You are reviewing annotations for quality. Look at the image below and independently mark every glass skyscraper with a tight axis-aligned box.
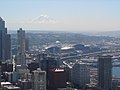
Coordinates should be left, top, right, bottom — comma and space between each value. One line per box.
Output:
0, 17, 11, 62
17, 28, 26, 66
98, 55, 112, 90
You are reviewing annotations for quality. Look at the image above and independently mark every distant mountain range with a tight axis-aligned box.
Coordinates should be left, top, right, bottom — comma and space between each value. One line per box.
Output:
11, 30, 115, 47
8, 30, 120, 38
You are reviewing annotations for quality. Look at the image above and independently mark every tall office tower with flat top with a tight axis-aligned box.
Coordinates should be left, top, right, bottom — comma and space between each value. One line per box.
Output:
0, 17, 11, 62
71, 62, 90, 88
98, 55, 112, 90
17, 28, 26, 66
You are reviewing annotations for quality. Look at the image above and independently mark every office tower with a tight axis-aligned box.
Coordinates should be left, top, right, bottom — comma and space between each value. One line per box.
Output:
98, 55, 112, 90
25, 38, 29, 51
71, 62, 90, 88
0, 62, 13, 73
0, 66, 1, 89
18, 79, 32, 90
0, 17, 11, 62
4, 34, 11, 60
32, 68, 46, 90
48, 69, 67, 90
36, 53, 47, 67
27, 62, 39, 73
17, 28, 26, 66
0, 17, 5, 30
37, 53, 59, 70
41, 58, 58, 71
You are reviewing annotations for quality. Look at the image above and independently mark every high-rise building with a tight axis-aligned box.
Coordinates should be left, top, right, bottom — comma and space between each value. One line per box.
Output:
18, 79, 32, 90
98, 55, 112, 90
32, 68, 46, 90
17, 28, 26, 66
0, 66, 1, 89
48, 69, 67, 90
25, 38, 29, 51
71, 62, 90, 88
0, 17, 5, 30
27, 62, 39, 73
0, 17, 11, 62
40, 57, 58, 71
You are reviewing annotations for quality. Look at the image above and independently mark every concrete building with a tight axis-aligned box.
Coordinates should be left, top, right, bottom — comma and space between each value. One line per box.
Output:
1, 82, 21, 90
18, 79, 32, 90
48, 69, 67, 90
4, 86, 21, 90
0, 17, 11, 62
98, 55, 112, 90
17, 28, 26, 66
71, 62, 90, 88
32, 68, 46, 90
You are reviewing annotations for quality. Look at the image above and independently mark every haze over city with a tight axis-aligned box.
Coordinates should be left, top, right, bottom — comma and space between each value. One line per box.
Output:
1, 1, 120, 90
1, 0, 120, 32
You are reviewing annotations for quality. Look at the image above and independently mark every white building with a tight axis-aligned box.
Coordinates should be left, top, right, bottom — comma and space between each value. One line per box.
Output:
17, 28, 26, 66
32, 68, 46, 90
71, 62, 90, 87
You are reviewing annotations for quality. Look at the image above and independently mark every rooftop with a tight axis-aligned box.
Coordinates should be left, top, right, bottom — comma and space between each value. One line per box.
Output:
0, 17, 4, 21
49, 69, 64, 72
61, 46, 73, 50
4, 86, 21, 89
1, 82, 12, 86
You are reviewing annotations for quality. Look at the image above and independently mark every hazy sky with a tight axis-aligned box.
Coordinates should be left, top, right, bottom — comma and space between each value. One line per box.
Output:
0, 0, 120, 32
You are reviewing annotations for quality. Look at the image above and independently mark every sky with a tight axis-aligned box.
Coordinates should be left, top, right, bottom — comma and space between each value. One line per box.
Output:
0, 0, 120, 32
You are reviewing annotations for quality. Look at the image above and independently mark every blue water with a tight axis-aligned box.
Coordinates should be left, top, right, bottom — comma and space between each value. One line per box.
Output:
112, 61, 120, 77
112, 67, 120, 77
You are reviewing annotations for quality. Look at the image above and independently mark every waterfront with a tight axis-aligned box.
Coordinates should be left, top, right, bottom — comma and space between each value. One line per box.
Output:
112, 61, 120, 77
113, 67, 120, 77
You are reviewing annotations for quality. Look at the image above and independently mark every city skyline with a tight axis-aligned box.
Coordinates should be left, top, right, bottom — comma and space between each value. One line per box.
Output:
0, 0, 120, 32
1, 16, 120, 90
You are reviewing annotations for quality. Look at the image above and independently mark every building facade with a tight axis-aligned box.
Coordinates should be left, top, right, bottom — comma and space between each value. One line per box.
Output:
0, 17, 11, 62
98, 55, 112, 90
48, 69, 67, 90
17, 28, 26, 66
25, 38, 29, 51
32, 68, 46, 90
71, 62, 90, 88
